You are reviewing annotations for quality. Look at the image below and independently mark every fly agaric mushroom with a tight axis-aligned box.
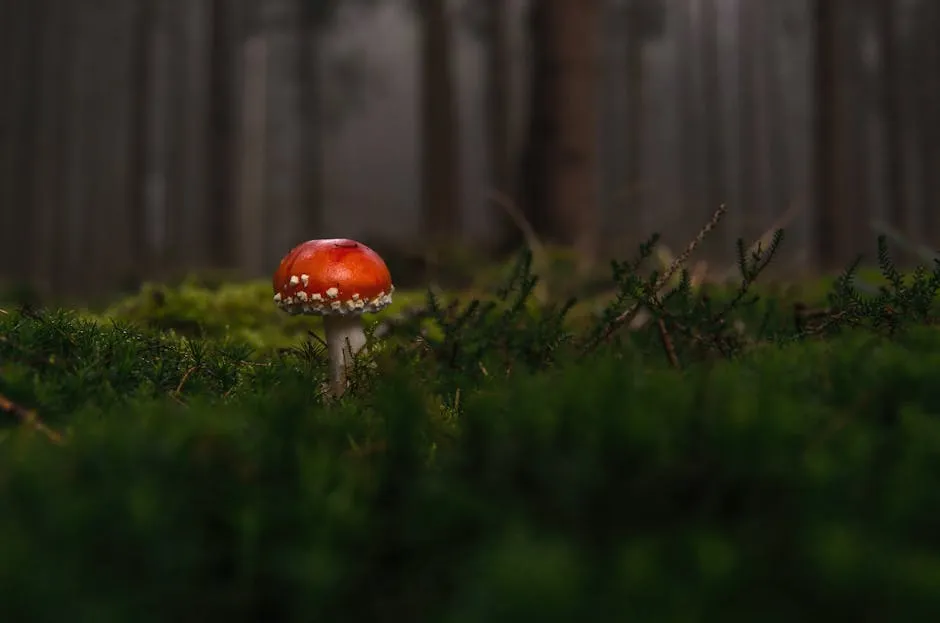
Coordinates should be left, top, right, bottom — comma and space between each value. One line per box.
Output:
273, 238, 394, 396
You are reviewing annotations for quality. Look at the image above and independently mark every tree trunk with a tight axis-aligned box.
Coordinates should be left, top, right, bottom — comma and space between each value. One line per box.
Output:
519, 0, 601, 264
126, 0, 155, 284
483, 0, 513, 249
85, 0, 137, 297
674, 0, 701, 242
162, 0, 189, 276
878, 0, 905, 245
205, 0, 238, 268
736, 0, 758, 243
918, 0, 940, 248
31, 0, 71, 297
812, 0, 852, 270
624, 0, 647, 238
298, 2, 324, 240
841, 4, 869, 261
236, 33, 268, 278
261, 0, 304, 269
417, 0, 461, 246
176, 0, 211, 273
699, 0, 726, 255
61, 2, 97, 297
0, 0, 17, 283
763, 1, 791, 226
3, 0, 43, 287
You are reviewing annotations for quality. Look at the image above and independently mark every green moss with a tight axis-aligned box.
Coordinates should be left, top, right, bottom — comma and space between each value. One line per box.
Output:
97, 278, 445, 350
0, 236, 939, 618
2, 310, 940, 618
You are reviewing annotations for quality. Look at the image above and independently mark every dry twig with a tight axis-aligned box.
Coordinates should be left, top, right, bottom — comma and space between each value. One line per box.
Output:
583, 204, 727, 353
0, 393, 65, 445
656, 318, 680, 369
487, 190, 551, 303
172, 365, 199, 398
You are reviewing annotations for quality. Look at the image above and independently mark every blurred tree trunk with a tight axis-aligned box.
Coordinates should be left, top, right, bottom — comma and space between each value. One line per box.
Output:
236, 25, 269, 278
751, 0, 772, 234
177, 0, 211, 272
674, 0, 702, 242
86, 0, 137, 296
0, 0, 14, 281
842, 5, 869, 261
877, 1, 905, 244
126, 0, 158, 285
163, 0, 190, 275
298, 1, 324, 240
916, 0, 940, 248
616, 0, 662, 247
736, 0, 758, 240
32, 0, 72, 296
417, 0, 461, 245
623, 0, 649, 237
2, 0, 42, 286
204, 0, 239, 268
699, 0, 726, 253
519, 0, 601, 264
763, 2, 791, 225
482, 0, 514, 249
262, 0, 304, 268
61, 3, 97, 297
812, 0, 853, 270
146, 0, 174, 278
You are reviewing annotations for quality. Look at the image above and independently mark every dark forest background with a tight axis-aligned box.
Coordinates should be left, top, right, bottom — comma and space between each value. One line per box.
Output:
1, 0, 938, 300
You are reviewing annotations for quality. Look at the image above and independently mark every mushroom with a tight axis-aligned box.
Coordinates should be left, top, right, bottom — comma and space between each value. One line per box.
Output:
273, 238, 394, 397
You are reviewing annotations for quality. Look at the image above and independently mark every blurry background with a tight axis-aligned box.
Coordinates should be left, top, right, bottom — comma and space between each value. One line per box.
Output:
0, 0, 938, 302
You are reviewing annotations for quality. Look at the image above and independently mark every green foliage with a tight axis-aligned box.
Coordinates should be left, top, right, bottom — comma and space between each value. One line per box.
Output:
99, 277, 434, 351
415, 251, 576, 402
1, 231, 940, 618
820, 235, 940, 336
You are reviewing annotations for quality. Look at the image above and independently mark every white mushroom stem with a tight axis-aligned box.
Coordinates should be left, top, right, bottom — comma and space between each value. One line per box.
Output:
322, 314, 368, 397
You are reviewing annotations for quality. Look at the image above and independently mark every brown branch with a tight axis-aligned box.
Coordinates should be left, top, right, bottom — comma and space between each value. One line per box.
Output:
306, 330, 327, 349
656, 318, 680, 369
172, 365, 200, 398
583, 203, 728, 353
487, 189, 551, 303
0, 393, 65, 445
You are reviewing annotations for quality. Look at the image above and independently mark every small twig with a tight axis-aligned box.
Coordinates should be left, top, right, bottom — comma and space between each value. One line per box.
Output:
656, 318, 680, 369
172, 365, 199, 397
0, 393, 65, 445
653, 203, 727, 298
870, 217, 940, 264
720, 201, 803, 282
306, 330, 328, 349
584, 204, 727, 353
343, 439, 387, 459
487, 189, 550, 303
487, 189, 547, 260
792, 301, 856, 337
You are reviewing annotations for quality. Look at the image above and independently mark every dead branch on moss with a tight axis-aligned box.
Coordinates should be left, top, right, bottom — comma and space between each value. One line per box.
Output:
583, 203, 728, 353
656, 318, 680, 369
171, 365, 200, 401
0, 393, 65, 445
487, 190, 551, 303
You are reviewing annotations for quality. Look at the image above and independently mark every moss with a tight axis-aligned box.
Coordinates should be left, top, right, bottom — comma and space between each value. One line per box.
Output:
0, 235, 939, 618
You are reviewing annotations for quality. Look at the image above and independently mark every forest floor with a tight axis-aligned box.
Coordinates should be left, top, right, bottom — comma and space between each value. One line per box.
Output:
1, 231, 939, 619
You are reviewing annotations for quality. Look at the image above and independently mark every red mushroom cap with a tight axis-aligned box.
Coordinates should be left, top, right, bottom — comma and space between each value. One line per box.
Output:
273, 238, 394, 316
